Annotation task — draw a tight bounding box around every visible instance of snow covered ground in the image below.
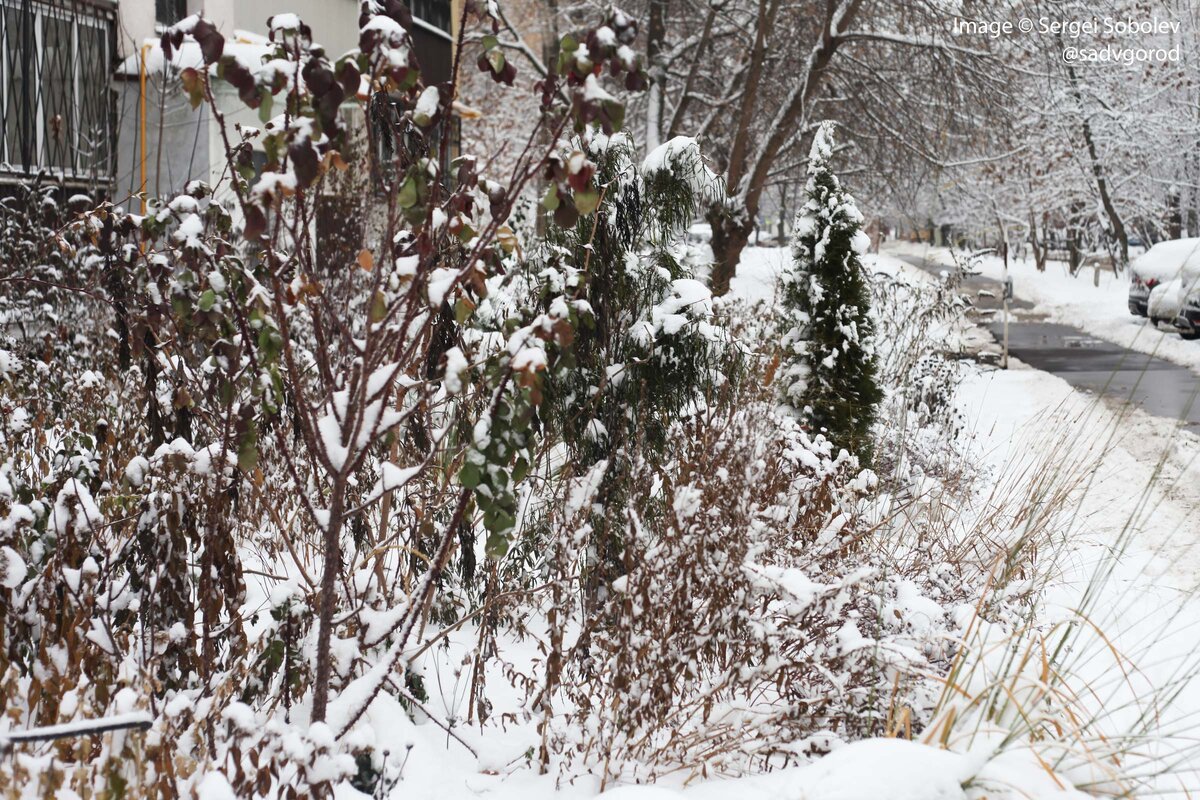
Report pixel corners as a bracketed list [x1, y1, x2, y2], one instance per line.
[883, 240, 1200, 374]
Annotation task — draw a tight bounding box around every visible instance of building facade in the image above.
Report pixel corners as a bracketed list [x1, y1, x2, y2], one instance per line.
[0, 0, 455, 202]
[115, 0, 456, 207]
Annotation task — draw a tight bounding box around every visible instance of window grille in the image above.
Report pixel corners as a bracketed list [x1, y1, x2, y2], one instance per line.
[0, 0, 115, 183]
[408, 0, 450, 33]
[155, 0, 186, 26]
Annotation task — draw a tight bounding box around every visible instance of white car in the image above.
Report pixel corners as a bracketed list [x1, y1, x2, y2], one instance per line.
[1148, 277, 1184, 326]
[1129, 239, 1200, 330]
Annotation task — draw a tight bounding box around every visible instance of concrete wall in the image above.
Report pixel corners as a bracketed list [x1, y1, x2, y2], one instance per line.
[113, 74, 211, 208]
[115, 0, 156, 59]
[110, 0, 456, 210]
[234, 0, 361, 57]
[115, 0, 361, 60]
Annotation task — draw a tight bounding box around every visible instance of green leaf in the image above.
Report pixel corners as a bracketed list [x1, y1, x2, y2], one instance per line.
[485, 532, 509, 559]
[237, 429, 258, 471]
[460, 462, 481, 489]
[398, 175, 419, 208]
[198, 289, 217, 311]
[486, 49, 505, 74]
[573, 188, 600, 215]
[560, 33, 578, 53]
[482, 34, 499, 51]
[512, 456, 529, 484]
[484, 507, 515, 534]
[257, 327, 282, 363]
[541, 184, 560, 211]
[258, 90, 274, 124]
[603, 99, 625, 132]
[454, 297, 476, 324]
[369, 291, 388, 323]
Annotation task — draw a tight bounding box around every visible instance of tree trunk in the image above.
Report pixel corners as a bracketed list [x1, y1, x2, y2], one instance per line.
[535, 0, 560, 236]
[1067, 219, 1081, 275]
[1169, 189, 1183, 240]
[777, 181, 789, 242]
[1064, 54, 1128, 266]
[708, 207, 754, 297]
[712, 0, 862, 293]
[644, 0, 667, 152]
[1029, 210, 1046, 272]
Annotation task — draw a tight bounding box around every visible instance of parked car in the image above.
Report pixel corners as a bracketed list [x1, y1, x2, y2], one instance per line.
[1129, 238, 1200, 319]
[1149, 277, 1184, 326]
[1173, 243, 1200, 340]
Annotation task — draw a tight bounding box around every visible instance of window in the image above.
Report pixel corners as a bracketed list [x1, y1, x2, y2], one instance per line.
[0, 2, 114, 180]
[4, 7, 34, 170]
[43, 16, 73, 169]
[408, 0, 451, 33]
[156, 0, 187, 27]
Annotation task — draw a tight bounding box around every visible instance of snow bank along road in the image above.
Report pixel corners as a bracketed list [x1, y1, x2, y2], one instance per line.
[894, 251, 1200, 433]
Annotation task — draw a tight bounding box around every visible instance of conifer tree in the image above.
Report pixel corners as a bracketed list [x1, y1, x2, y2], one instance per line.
[779, 122, 882, 460]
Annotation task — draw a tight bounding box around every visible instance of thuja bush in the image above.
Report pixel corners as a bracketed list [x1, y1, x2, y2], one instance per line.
[467, 131, 732, 601]
[779, 122, 882, 462]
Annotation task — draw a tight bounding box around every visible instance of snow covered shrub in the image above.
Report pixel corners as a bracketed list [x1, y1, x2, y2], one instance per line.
[1, 2, 656, 795]
[867, 266, 975, 489]
[779, 122, 882, 461]
[868, 262, 967, 388]
[476, 131, 729, 593]
[522, 366, 961, 783]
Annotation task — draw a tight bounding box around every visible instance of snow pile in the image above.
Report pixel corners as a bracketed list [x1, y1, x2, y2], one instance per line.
[116, 29, 275, 77]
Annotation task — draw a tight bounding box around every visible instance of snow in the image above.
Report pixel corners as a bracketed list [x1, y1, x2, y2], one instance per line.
[414, 86, 440, 125]
[115, 30, 274, 77]
[196, 772, 237, 800]
[1149, 276, 1184, 320]
[0, 348, 16, 379]
[50, 479, 104, 537]
[1131, 237, 1200, 283]
[444, 347, 468, 394]
[583, 74, 618, 103]
[642, 137, 720, 197]
[362, 15, 409, 40]
[268, 13, 302, 32]
[316, 411, 349, 473]
[428, 267, 457, 306]
[370, 463, 420, 502]
[0, 711, 153, 746]
[0, 546, 25, 589]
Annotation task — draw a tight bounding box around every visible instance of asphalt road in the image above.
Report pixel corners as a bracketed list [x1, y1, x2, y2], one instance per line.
[896, 254, 1200, 431]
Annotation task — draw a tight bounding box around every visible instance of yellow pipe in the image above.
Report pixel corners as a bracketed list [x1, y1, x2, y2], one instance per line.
[139, 42, 150, 215]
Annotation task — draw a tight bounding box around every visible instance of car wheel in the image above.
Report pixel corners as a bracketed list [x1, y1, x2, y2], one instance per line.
[1181, 331, 1200, 341]
[1151, 317, 1163, 326]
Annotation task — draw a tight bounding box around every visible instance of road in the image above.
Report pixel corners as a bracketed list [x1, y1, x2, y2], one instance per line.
[897, 254, 1200, 431]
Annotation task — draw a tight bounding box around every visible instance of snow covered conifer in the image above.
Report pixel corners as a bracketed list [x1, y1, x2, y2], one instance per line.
[779, 122, 882, 460]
